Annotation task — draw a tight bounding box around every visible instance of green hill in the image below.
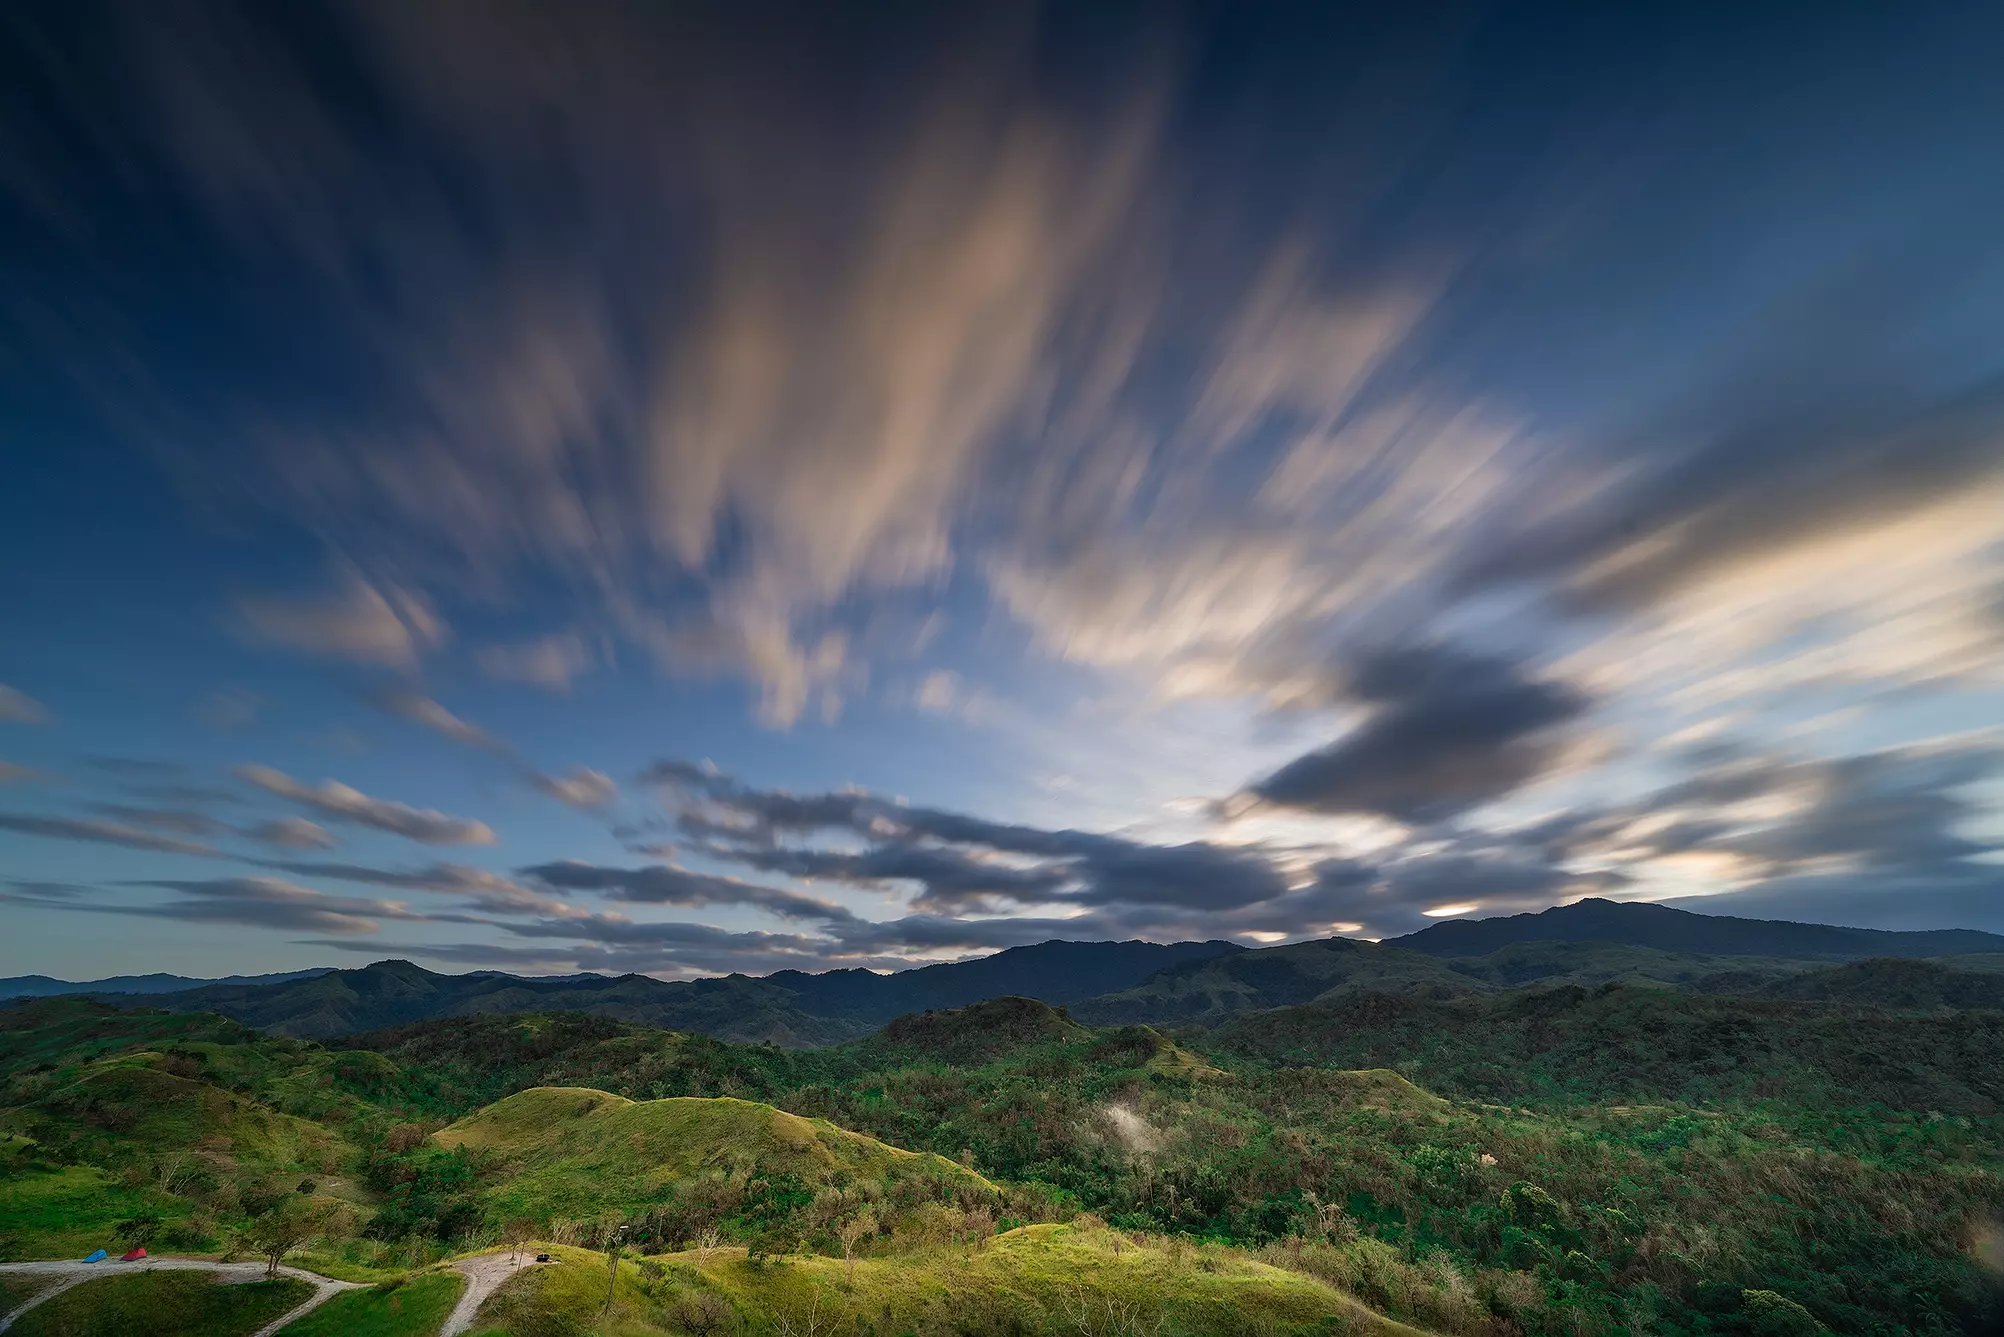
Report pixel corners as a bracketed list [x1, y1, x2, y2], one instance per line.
[435, 1087, 996, 1226]
[469, 1228, 1442, 1337]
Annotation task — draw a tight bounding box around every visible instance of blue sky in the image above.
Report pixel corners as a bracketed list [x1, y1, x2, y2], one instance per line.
[3, 1, 2004, 981]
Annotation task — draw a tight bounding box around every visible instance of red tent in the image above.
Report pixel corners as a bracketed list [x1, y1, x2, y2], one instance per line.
[121, 1247, 147, 1261]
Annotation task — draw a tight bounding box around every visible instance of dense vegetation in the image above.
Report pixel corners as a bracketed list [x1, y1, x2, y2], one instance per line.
[4, 955, 2004, 1334]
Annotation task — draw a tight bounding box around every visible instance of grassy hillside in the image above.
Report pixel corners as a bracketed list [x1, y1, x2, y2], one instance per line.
[0, 998, 373, 1258]
[436, 1087, 996, 1231]
[274, 1270, 464, 1336]
[469, 1230, 1443, 1337]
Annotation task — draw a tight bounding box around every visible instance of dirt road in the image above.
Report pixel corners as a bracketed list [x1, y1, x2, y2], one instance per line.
[439, 1250, 547, 1337]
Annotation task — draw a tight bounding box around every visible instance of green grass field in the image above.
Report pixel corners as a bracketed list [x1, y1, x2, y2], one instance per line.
[275, 1270, 465, 1336]
[0, 1273, 60, 1316]
[0, 1164, 163, 1260]
[6, 1271, 315, 1337]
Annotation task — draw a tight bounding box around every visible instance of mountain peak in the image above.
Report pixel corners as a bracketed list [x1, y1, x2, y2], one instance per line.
[1388, 898, 2004, 960]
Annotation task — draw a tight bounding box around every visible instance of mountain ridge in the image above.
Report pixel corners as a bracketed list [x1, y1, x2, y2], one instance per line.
[1386, 897, 2004, 959]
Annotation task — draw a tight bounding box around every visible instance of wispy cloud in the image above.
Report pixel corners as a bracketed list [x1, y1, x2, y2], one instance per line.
[0, 686, 49, 725]
[236, 764, 495, 845]
[0, 812, 217, 856]
[236, 572, 445, 669]
[529, 768, 617, 809]
[365, 685, 508, 753]
[244, 816, 339, 850]
[476, 634, 592, 692]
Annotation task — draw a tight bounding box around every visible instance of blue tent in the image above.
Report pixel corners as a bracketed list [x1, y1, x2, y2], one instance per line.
[82, 1249, 107, 1263]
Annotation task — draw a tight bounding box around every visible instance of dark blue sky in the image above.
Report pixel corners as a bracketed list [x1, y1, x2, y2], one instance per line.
[4, 1, 2003, 980]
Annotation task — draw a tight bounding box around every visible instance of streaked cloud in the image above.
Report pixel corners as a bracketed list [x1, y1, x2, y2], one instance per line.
[0, 687, 49, 725]
[0, 813, 217, 856]
[236, 572, 445, 669]
[236, 764, 495, 845]
[476, 634, 592, 692]
[530, 768, 618, 810]
[90, 805, 229, 838]
[244, 816, 339, 850]
[366, 686, 507, 753]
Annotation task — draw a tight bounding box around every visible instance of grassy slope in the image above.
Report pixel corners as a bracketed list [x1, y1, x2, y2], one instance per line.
[7, 1271, 315, 1337]
[0, 1273, 59, 1315]
[275, 1271, 465, 1336]
[436, 1087, 994, 1222]
[472, 1232, 1440, 1337]
[0, 998, 374, 1259]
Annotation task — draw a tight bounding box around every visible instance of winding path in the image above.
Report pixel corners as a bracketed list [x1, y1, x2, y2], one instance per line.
[439, 1251, 547, 1336]
[0, 1257, 364, 1335]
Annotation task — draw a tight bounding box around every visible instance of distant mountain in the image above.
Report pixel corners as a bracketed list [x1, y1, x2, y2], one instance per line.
[1068, 935, 1823, 1026]
[0, 967, 335, 998]
[1387, 898, 2004, 960]
[765, 938, 1241, 1024]
[130, 938, 1243, 1044]
[1072, 937, 1480, 1025]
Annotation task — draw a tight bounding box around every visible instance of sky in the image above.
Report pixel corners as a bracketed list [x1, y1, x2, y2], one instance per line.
[3, 1, 2003, 982]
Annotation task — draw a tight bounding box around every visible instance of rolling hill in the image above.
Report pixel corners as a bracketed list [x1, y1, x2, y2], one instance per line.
[437, 1087, 996, 1224]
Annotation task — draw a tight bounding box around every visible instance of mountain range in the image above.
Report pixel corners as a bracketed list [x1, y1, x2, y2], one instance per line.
[16, 898, 2004, 1043]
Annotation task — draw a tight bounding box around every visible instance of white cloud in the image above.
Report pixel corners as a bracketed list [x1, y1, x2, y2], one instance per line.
[531, 768, 618, 809]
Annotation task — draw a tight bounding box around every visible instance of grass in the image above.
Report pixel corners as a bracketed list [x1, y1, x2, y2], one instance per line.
[437, 1087, 994, 1222]
[7, 1271, 315, 1337]
[275, 1270, 465, 1336]
[0, 1274, 60, 1315]
[467, 1230, 1442, 1336]
[0, 1163, 162, 1260]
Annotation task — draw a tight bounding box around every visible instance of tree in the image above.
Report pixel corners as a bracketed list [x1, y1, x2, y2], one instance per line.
[836, 1210, 876, 1283]
[693, 1225, 722, 1269]
[502, 1217, 536, 1264]
[114, 1212, 161, 1251]
[246, 1200, 338, 1277]
[676, 1290, 736, 1337]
